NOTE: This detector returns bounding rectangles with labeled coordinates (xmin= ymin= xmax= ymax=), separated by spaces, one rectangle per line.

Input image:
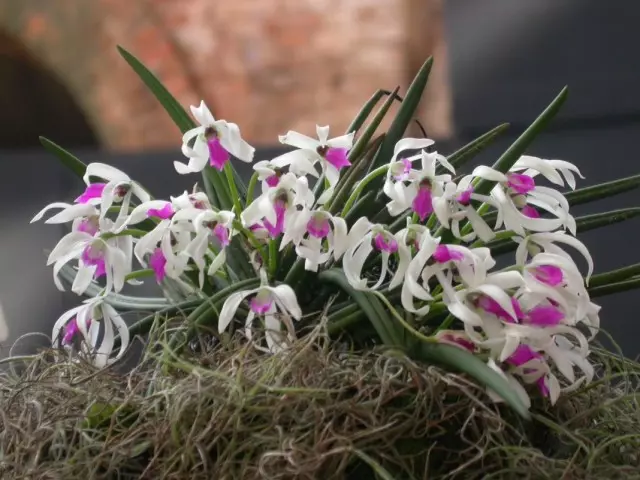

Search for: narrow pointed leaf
xmin=413 ymin=342 xmax=530 ymax=419
xmin=39 ymin=136 xmax=87 ymax=179
xmin=319 ymin=269 xmax=405 ymax=347
xmin=346 ymin=89 xmax=386 ymax=134
xmin=589 ymin=263 xmax=640 ymax=288
xmin=116 ymin=45 xmax=239 ymax=209
xmin=443 ymin=123 xmax=510 ymax=172
xmin=566 ymin=173 xmax=640 ymax=207
xmin=588 ymin=277 xmax=640 ymax=298
xmin=474 ymin=87 xmax=568 ymax=197
xmin=369 ymin=57 xmax=434 ymax=171
xmin=348 ymin=87 xmax=400 ymax=163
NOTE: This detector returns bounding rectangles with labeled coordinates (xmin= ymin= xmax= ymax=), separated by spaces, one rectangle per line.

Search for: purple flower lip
xmin=455 ymin=187 xmax=473 ymax=206
xmin=412 ymin=185 xmax=433 ymax=221
xmin=76 ymin=183 xmax=106 ymax=204
xmin=307 ymin=215 xmax=331 ymax=238
xmin=206 ymin=135 xmax=230 ymax=171
xmin=373 ymin=232 xmax=398 ymax=253
xmin=432 ymin=244 xmax=464 ymax=263
xmin=147 ymin=204 xmax=175 ymax=220
xmin=507 ymin=173 xmax=535 ymax=195
xmin=318 ymin=146 xmax=351 ymax=170
xmin=149 ymin=247 xmax=167 ymax=283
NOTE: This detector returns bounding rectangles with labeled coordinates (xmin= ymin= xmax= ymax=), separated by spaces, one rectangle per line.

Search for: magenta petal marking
xmin=265 ymin=175 xmax=280 ymax=187
xmin=263 ymin=201 xmax=286 ymax=238
xmin=76 ymin=183 xmax=107 ymax=204
xmin=63 ymin=317 xmax=80 ymax=345
xmin=521 ymin=204 xmax=540 ymax=218
xmin=213 ymin=224 xmax=230 ymax=247
xmin=393 ymin=158 xmax=412 ymax=181
xmin=249 ymin=294 xmax=274 ymax=315
xmin=537 ymin=375 xmax=550 ymax=397
xmin=147 ymin=203 xmax=175 ymax=220
xmin=412 ymin=186 xmax=433 ymax=222
xmin=77 ymin=217 xmax=99 ymax=236
xmin=82 ymin=245 xmax=106 ymax=279
xmin=324 ymin=147 xmax=351 ymax=169
xmin=456 ymin=187 xmax=473 ymax=206
xmin=439 ymin=333 xmax=476 ymax=352
xmin=374 ymin=233 xmax=398 ymax=253
xmin=506 ymin=344 xmax=542 ymax=367
xmin=507 ymin=173 xmax=535 ymax=194
xmin=207 ymin=137 xmax=230 ymax=170
xmin=533 ymin=265 xmax=564 ymax=286
xmin=149 ymin=247 xmax=167 ymax=283
xmin=476 ymin=295 xmax=522 ymax=323
xmin=432 ymin=244 xmax=464 ymax=263
xmin=525 ymin=305 xmax=564 ymax=326
xmin=306 ymin=216 xmax=331 ymax=238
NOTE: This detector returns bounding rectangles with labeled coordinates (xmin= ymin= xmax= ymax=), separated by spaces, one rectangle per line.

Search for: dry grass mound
xmin=1 ymin=329 xmax=639 ymax=479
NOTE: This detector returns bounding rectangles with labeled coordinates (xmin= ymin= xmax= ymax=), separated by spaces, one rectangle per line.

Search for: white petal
xmin=271 ymin=284 xmax=302 ymax=319
xmin=218 ymin=290 xmax=253 ymax=333
xmin=279 ymin=130 xmax=320 ymax=151
xmin=472 ymin=165 xmax=508 ymax=183
xmin=84 ymin=163 xmax=130 ymax=184
xmin=390 ymin=138 xmax=435 ymax=163
xmin=31 ymin=202 xmax=74 ymax=223
xmin=327 ymin=132 xmax=355 ymax=149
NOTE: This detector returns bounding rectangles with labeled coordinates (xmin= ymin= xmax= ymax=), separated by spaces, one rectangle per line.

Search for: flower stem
xmin=224 ymin=162 xmax=244 ymax=214
xmin=268 ymin=239 xmax=278 ymax=279
xmin=341 ymin=165 xmax=389 ymax=217
xmin=245 ymin=171 xmax=259 ymax=206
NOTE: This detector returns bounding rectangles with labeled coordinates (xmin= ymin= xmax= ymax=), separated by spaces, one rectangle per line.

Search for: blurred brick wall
xmin=0 ymin=0 xmax=451 ymax=151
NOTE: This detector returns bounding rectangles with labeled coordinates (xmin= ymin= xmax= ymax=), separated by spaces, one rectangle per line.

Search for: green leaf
xmin=486 ymin=207 xmax=640 ymax=257
xmin=369 ymin=57 xmax=434 ymax=172
xmin=566 ymin=173 xmax=640 ymax=207
xmin=319 ymin=269 xmax=405 ymax=347
xmin=328 ymin=135 xmax=385 ymax=215
xmin=39 ymin=136 xmax=87 ymax=179
xmin=444 ymin=123 xmax=510 ymax=172
xmin=413 ymin=342 xmax=530 ymax=419
xmin=117 ymin=46 xmax=194 ymax=132
xmin=117 ymin=45 xmax=236 ymax=210
xmin=588 ymin=277 xmax=640 ymax=298
xmin=588 ymin=263 xmax=640 ymax=288
xmin=346 ymin=89 xmax=386 ymax=134
xmin=474 ymin=87 xmax=568 ymax=197
xmin=348 ymin=87 xmax=399 ymax=163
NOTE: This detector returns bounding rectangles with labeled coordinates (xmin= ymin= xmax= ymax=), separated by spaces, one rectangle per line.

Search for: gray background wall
xmin=1 ymin=0 xmax=639 ymax=358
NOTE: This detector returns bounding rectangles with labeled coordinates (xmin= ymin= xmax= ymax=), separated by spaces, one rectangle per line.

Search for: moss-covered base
xmin=1 ymin=332 xmax=638 ymax=479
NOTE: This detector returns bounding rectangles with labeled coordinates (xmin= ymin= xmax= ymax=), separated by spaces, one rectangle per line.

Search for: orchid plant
xmin=31 ymin=48 xmax=640 ymax=418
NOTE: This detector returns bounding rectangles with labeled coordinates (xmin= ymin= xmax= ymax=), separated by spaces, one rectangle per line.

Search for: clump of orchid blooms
xmin=31 ymin=49 xmax=638 ymax=416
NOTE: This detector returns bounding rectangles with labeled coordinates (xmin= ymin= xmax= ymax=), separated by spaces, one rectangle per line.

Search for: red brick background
xmin=0 ymin=0 xmax=452 ymax=151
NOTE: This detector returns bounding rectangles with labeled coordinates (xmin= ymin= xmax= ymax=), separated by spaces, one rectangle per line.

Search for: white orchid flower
xmin=342 ymin=220 xmax=411 ymax=291
xmin=218 ymin=271 xmax=302 ymax=352
xmin=171 ymin=190 xmax=212 ymax=210
xmin=174 ymin=101 xmax=255 ymax=174
xmin=52 ymin=297 xmax=129 ymax=368
xmin=241 ymin=173 xmax=314 ymax=238
xmin=383 ymin=149 xmax=455 ymax=221
xmin=47 ymin=229 xmax=130 ymax=295
xmin=279 ymin=208 xmax=348 ymax=272
xmin=172 ymin=208 xmax=236 ymax=288
xmin=486 ymin=358 xmax=533 ymax=409
xmin=446 ymin=271 xmax=525 ymax=327
xmin=82 ymin=163 xmax=151 ymax=232
xmin=472 ymin=157 xmax=579 ymax=236
xmin=432 ymin=175 xmax=501 ymax=243
xmin=514 ymin=231 xmax=594 ymax=282
xmin=31 ymin=202 xmax=104 ymax=236
xmin=512 ymin=155 xmax=584 ymax=190
xmin=272 ymin=125 xmax=355 ymax=204
xmin=133 ymin=219 xmax=192 ymax=284
xmin=253 ymin=160 xmax=288 ymax=193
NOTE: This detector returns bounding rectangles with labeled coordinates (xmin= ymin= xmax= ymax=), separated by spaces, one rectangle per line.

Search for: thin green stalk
xmin=340 ymin=166 xmax=389 ymax=217
xmin=224 ymin=162 xmax=244 ymax=213
xmin=245 ymin=171 xmax=260 ymax=206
